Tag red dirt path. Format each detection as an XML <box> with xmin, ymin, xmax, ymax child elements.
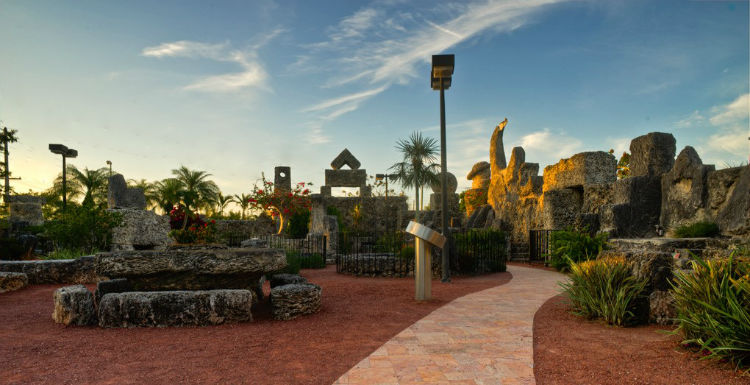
<box><xmin>0</xmin><ymin>266</ymin><xmax>510</xmax><ymax>385</ymax></box>
<box><xmin>533</xmin><ymin>295</ymin><xmax>749</xmax><ymax>385</ymax></box>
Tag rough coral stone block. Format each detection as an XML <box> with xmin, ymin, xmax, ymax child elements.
<box><xmin>52</xmin><ymin>285</ymin><xmax>97</xmax><ymax>326</ymax></box>
<box><xmin>270</xmin><ymin>283</ymin><xmax>322</xmax><ymax>321</ymax></box>
<box><xmin>0</xmin><ymin>272</ymin><xmax>28</xmax><ymax>293</ymax></box>
<box><xmin>98</xmin><ymin>290</ymin><xmax>254</xmax><ymax>328</ymax></box>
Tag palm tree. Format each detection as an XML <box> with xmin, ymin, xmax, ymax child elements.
<box><xmin>128</xmin><ymin>178</ymin><xmax>159</xmax><ymax>210</ymax></box>
<box><xmin>211</xmin><ymin>192</ymin><xmax>236</xmax><ymax>218</ymax></box>
<box><xmin>59</xmin><ymin>166</ymin><xmax>109</xmax><ymax>207</ymax></box>
<box><xmin>153</xmin><ymin>178</ymin><xmax>184</xmax><ymax>214</ymax></box>
<box><xmin>234</xmin><ymin>193</ymin><xmax>252</xmax><ymax>220</ymax></box>
<box><xmin>171</xmin><ymin>166</ymin><xmax>219</xmax><ymax>214</ymax></box>
<box><xmin>389</xmin><ymin>131</ymin><xmax>440</xmax><ymax>222</ymax></box>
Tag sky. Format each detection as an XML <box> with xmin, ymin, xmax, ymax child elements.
<box><xmin>0</xmin><ymin>0</ymin><xmax>748</xmax><ymax>210</ymax></box>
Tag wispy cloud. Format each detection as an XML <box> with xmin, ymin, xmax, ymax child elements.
<box><xmin>141</xmin><ymin>29</ymin><xmax>284</xmax><ymax>93</ymax></box>
<box><xmin>518</xmin><ymin>128</ymin><xmax>583</xmax><ymax>163</ymax></box>
<box><xmin>673</xmin><ymin>110</ymin><xmax>706</xmax><ymax>129</ymax></box>
<box><xmin>705</xmin><ymin>93</ymin><xmax>749</xmax><ymax>162</ymax></box>
<box><xmin>301</xmin><ymin>0</ymin><xmax>569</xmax><ymax>143</ymax></box>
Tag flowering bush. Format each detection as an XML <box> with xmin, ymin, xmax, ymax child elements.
<box><xmin>247</xmin><ymin>178</ymin><xmax>312</xmax><ymax>234</ymax></box>
<box><xmin>168</xmin><ymin>204</ymin><xmax>217</xmax><ymax>244</ymax></box>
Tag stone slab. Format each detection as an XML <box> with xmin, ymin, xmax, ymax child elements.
<box><xmin>324</xmin><ymin>169</ymin><xmax>367</xmax><ymax>188</ymax></box>
<box><xmin>95</xmin><ymin>248</ymin><xmax>287</xmax><ymax>291</ymax></box>
<box><xmin>98</xmin><ymin>289</ymin><xmax>254</xmax><ymax>328</ymax></box>
<box><xmin>0</xmin><ymin>256</ymin><xmax>96</xmax><ymax>284</ymax></box>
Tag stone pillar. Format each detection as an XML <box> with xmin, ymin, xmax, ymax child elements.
<box><xmin>274</xmin><ymin>166</ymin><xmax>291</xmax><ymax>193</ymax></box>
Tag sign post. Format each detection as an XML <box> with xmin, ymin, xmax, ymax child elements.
<box><xmin>405</xmin><ymin>221</ymin><xmax>446</xmax><ymax>300</ymax></box>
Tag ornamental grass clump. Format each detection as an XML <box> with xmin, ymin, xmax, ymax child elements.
<box><xmin>561</xmin><ymin>256</ymin><xmax>648</xmax><ymax>326</ymax></box>
<box><xmin>673</xmin><ymin>221</ymin><xmax>720</xmax><ymax>238</ymax></box>
<box><xmin>672</xmin><ymin>254</ymin><xmax>750</xmax><ymax>370</ymax></box>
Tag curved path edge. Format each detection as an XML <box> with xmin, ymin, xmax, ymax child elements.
<box><xmin>334</xmin><ymin>265</ymin><xmax>565</xmax><ymax>385</ymax></box>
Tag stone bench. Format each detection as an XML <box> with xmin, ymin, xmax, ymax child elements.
<box><xmin>98</xmin><ymin>290</ymin><xmax>255</xmax><ymax>328</ymax></box>
<box><xmin>270</xmin><ymin>283</ymin><xmax>322</xmax><ymax>321</ymax></box>
<box><xmin>0</xmin><ymin>272</ymin><xmax>29</xmax><ymax>293</ymax></box>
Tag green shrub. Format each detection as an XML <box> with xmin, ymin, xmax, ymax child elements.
<box><xmin>280</xmin><ymin>251</ymin><xmax>325</xmax><ymax>273</ymax></box>
<box><xmin>672</xmin><ymin>254</ymin><xmax>750</xmax><ymax>370</ymax></box>
<box><xmin>673</xmin><ymin>221</ymin><xmax>720</xmax><ymax>238</ymax></box>
<box><xmin>561</xmin><ymin>256</ymin><xmax>648</xmax><ymax>326</ymax></box>
<box><xmin>281</xmin><ymin>251</ymin><xmax>302</xmax><ymax>274</ymax></box>
<box><xmin>299</xmin><ymin>253</ymin><xmax>326</xmax><ymax>269</ymax></box>
<box><xmin>286</xmin><ymin>210</ymin><xmax>310</xmax><ymax>239</ymax></box>
<box><xmin>549</xmin><ymin>229</ymin><xmax>608</xmax><ymax>272</ymax></box>
<box><xmin>43</xmin><ymin>205</ymin><xmax>122</xmax><ymax>254</ymax></box>
<box><xmin>376</xmin><ymin>231</ymin><xmax>407</xmax><ymax>254</ymax></box>
<box><xmin>399</xmin><ymin>245</ymin><xmax>415</xmax><ymax>260</ymax></box>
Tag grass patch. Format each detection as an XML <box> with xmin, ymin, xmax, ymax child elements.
<box><xmin>672</xmin><ymin>221</ymin><xmax>720</xmax><ymax>238</ymax></box>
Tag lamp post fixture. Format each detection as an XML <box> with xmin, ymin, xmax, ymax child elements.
<box><xmin>375</xmin><ymin>173</ymin><xmax>397</xmax><ymax>198</ymax></box>
<box><xmin>49</xmin><ymin>144</ymin><xmax>77</xmax><ymax>210</ymax></box>
<box><xmin>106</xmin><ymin>160</ymin><xmax>112</xmax><ymax>177</ymax></box>
<box><xmin>431</xmin><ymin>54</ymin><xmax>454</xmax><ymax>283</ymax></box>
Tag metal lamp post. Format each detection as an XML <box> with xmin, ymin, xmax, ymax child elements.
<box><xmin>49</xmin><ymin>144</ymin><xmax>77</xmax><ymax>210</ymax></box>
<box><xmin>106</xmin><ymin>160</ymin><xmax>112</xmax><ymax>177</ymax></box>
<box><xmin>431</xmin><ymin>54</ymin><xmax>454</xmax><ymax>283</ymax></box>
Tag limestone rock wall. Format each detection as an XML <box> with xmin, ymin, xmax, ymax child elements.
<box><xmin>478</xmin><ymin>126</ymin><xmax>747</xmax><ymax>243</ymax></box>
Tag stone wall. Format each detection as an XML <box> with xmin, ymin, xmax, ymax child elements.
<box><xmin>475</xmin><ymin>126</ymin><xmax>748</xmax><ymax>244</ymax></box>
<box><xmin>0</xmin><ymin>256</ymin><xmax>97</xmax><ymax>284</ymax></box>
<box><xmin>309</xmin><ymin>195</ymin><xmax>408</xmax><ymax>235</ymax></box>
<box><xmin>214</xmin><ymin>218</ymin><xmax>276</xmax><ymax>242</ymax></box>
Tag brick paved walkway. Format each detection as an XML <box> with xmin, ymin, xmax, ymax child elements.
<box><xmin>333</xmin><ymin>265</ymin><xmax>565</xmax><ymax>385</ymax></box>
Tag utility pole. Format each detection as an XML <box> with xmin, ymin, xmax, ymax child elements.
<box><xmin>1</xmin><ymin>127</ymin><xmax>20</xmax><ymax>206</ymax></box>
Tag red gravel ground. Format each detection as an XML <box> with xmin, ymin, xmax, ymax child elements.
<box><xmin>533</xmin><ymin>295</ymin><xmax>749</xmax><ymax>385</ymax></box>
<box><xmin>0</xmin><ymin>266</ymin><xmax>510</xmax><ymax>385</ymax></box>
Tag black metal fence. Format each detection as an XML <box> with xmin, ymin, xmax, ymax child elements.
<box><xmin>335</xmin><ymin>229</ymin><xmax>508</xmax><ymax>277</ymax></box>
<box><xmin>260</xmin><ymin>234</ymin><xmax>327</xmax><ymax>257</ymax></box>
<box><xmin>529</xmin><ymin>229</ymin><xmax>556</xmax><ymax>264</ymax></box>
<box><xmin>334</xmin><ymin>231</ymin><xmax>415</xmax><ymax>277</ymax></box>
<box><xmin>452</xmin><ymin>229</ymin><xmax>508</xmax><ymax>274</ymax></box>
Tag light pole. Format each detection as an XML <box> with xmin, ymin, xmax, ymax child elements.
<box><xmin>431</xmin><ymin>54</ymin><xmax>454</xmax><ymax>283</ymax></box>
<box><xmin>49</xmin><ymin>144</ymin><xmax>77</xmax><ymax>211</ymax></box>
<box><xmin>106</xmin><ymin>160</ymin><xmax>112</xmax><ymax>177</ymax></box>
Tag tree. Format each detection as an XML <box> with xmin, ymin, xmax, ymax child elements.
<box><xmin>153</xmin><ymin>178</ymin><xmax>184</xmax><ymax>214</ymax></box>
<box><xmin>67</xmin><ymin>166</ymin><xmax>109</xmax><ymax>207</ymax></box>
<box><xmin>247</xmin><ymin>178</ymin><xmax>312</xmax><ymax>234</ymax></box>
<box><xmin>170</xmin><ymin>166</ymin><xmax>219</xmax><ymax>214</ymax></box>
<box><xmin>389</xmin><ymin>131</ymin><xmax>440</xmax><ymax>221</ymax></box>
<box><xmin>211</xmin><ymin>192</ymin><xmax>236</xmax><ymax>218</ymax></box>
<box><xmin>234</xmin><ymin>193</ymin><xmax>252</xmax><ymax>220</ymax></box>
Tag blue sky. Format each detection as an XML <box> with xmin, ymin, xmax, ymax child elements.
<box><xmin>1</xmin><ymin>0</ymin><xmax>748</xmax><ymax>209</ymax></box>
